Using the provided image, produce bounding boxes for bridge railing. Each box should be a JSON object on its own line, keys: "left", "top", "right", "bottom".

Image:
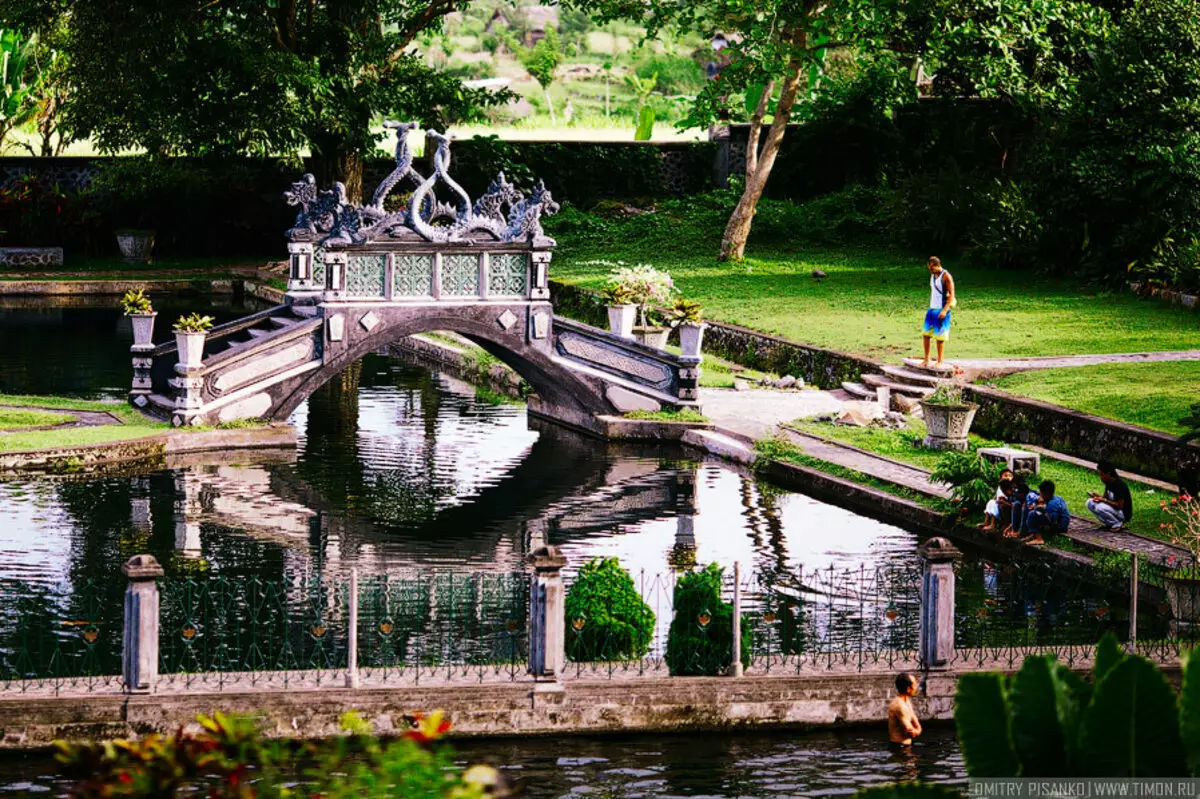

{"left": 291, "top": 244, "right": 552, "bottom": 304}
{"left": 552, "top": 316, "right": 700, "bottom": 405}
{"left": 2, "top": 544, "right": 1184, "bottom": 695}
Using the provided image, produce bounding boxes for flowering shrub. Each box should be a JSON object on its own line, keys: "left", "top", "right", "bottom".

{"left": 1162, "top": 493, "right": 1200, "bottom": 574}
{"left": 606, "top": 264, "right": 675, "bottom": 328}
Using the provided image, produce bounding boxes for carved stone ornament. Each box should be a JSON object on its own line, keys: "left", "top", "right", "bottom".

{"left": 284, "top": 123, "right": 560, "bottom": 249}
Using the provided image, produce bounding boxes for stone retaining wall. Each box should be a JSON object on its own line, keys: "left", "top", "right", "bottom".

{"left": 0, "top": 672, "right": 958, "bottom": 749}
{"left": 549, "top": 281, "right": 878, "bottom": 389}
{"left": 965, "top": 384, "right": 1200, "bottom": 486}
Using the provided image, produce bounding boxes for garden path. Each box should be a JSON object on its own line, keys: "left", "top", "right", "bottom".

{"left": 955, "top": 349, "right": 1200, "bottom": 380}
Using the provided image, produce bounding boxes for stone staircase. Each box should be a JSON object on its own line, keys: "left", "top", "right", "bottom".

{"left": 139, "top": 304, "right": 322, "bottom": 422}
{"left": 841, "top": 358, "right": 955, "bottom": 407}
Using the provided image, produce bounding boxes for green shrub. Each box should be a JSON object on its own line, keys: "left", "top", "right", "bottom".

{"left": 564, "top": 557, "right": 655, "bottom": 661}
{"left": 665, "top": 563, "right": 750, "bottom": 676}
{"left": 929, "top": 450, "right": 1006, "bottom": 513}
{"left": 633, "top": 52, "right": 705, "bottom": 96}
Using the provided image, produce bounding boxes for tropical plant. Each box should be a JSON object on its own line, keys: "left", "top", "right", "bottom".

{"left": 0, "top": 28, "right": 36, "bottom": 153}
{"left": 564, "top": 557, "right": 656, "bottom": 661}
{"left": 923, "top": 383, "right": 965, "bottom": 406}
{"left": 120, "top": 289, "right": 153, "bottom": 316}
{"left": 173, "top": 313, "right": 215, "bottom": 333}
{"left": 522, "top": 27, "right": 564, "bottom": 123}
{"left": 665, "top": 563, "right": 750, "bottom": 676}
{"left": 53, "top": 709, "right": 502, "bottom": 797}
{"left": 599, "top": 281, "right": 634, "bottom": 306}
{"left": 1162, "top": 493, "right": 1200, "bottom": 576}
{"left": 664, "top": 298, "right": 703, "bottom": 327}
{"left": 624, "top": 71, "right": 657, "bottom": 141}
{"left": 607, "top": 264, "right": 675, "bottom": 329}
{"left": 954, "top": 634, "right": 1199, "bottom": 777}
{"left": 929, "top": 450, "right": 1005, "bottom": 513}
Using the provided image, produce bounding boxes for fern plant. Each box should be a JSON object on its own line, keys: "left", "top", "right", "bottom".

{"left": 929, "top": 450, "right": 1004, "bottom": 513}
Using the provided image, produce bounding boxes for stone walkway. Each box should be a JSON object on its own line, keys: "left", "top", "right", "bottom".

{"left": 955, "top": 349, "right": 1200, "bottom": 379}
{"left": 778, "top": 427, "right": 1189, "bottom": 567}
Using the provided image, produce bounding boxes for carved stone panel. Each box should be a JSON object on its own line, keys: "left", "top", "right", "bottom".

{"left": 488, "top": 253, "right": 528, "bottom": 296}
{"left": 393, "top": 254, "right": 434, "bottom": 297}
{"left": 346, "top": 254, "right": 386, "bottom": 297}
{"left": 212, "top": 340, "right": 314, "bottom": 394}
{"left": 441, "top": 254, "right": 480, "bottom": 296}
{"left": 556, "top": 331, "right": 672, "bottom": 388}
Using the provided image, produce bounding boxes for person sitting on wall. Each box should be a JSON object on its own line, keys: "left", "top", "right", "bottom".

{"left": 1004, "top": 471, "right": 1034, "bottom": 537}
{"left": 1021, "top": 480, "right": 1070, "bottom": 546}
{"left": 1087, "top": 459, "right": 1133, "bottom": 532}
{"left": 981, "top": 477, "right": 1016, "bottom": 535}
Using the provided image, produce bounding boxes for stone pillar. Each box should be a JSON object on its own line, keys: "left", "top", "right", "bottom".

{"left": 323, "top": 250, "right": 348, "bottom": 303}
{"left": 530, "top": 251, "right": 552, "bottom": 300}
{"left": 170, "top": 362, "right": 205, "bottom": 427}
{"left": 287, "top": 241, "right": 322, "bottom": 304}
{"left": 528, "top": 545, "right": 567, "bottom": 682}
{"left": 918, "top": 537, "right": 962, "bottom": 671}
{"left": 122, "top": 554, "right": 164, "bottom": 694}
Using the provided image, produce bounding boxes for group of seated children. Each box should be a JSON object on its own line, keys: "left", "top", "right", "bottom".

{"left": 979, "top": 468, "right": 1070, "bottom": 546}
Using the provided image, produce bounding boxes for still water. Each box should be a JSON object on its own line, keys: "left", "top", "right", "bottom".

{"left": 0, "top": 299, "right": 965, "bottom": 796}
{"left": 0, "top": 727, "right": 966, "bottom": 797}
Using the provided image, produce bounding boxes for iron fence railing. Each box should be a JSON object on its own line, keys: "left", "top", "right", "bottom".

{"left": 0, "top": 578, "right": 124, "bottom": 695}
{"left": 4, "top": 554, "right": 1197, "bottom": 693}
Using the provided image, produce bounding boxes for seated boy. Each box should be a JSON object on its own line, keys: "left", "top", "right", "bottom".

{"left": 1022, "top": 480, "right": 1070, "bottom": 546}
{"left": 888, "top": 673, "right": 923, "bottom": 746}
{"left": 981, "top": 478, "right": 1016, "bottom": 534}
{"left": 1087, "top": 460, "right": 1133, "bottom": 532}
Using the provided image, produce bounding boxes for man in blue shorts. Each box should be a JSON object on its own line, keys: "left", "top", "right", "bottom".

{"left": 921, "top": 256, "right": 956, "bottom": 368}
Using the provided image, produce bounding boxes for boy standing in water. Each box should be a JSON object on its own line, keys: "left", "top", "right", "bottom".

{"left": 921, "top": 256, "right": 956, "bottom": 368}
{"left": 888, "top": 673, "right": 923, "bottom": 745}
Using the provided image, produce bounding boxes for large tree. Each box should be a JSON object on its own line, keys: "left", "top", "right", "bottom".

{"left": 0, "top": 0, "right": 510, "bottom": 201}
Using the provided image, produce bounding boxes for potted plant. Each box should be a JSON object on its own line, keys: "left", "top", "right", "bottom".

{"left": 601, "top": 282, "right": 637, "bottom": 340}
{"left": 90, "top": 157, "right": 209, "bottom": 264}
{"left": 665, "top": 298, "right": 704, "bottom": 359}
{"left": 918, "top": 383, "right": 979, "bottom": 451}
{"left": 173, "top": 313, "right": 215, "bottom": 370}
{"left": 1161, "top": 493, "right": 1200, "bottom": 626}
{"left": 121, "top": 289, "right": 157, "bottom": 347}
{"left": 608, "top": 264, "right": 675, "bottom": 349}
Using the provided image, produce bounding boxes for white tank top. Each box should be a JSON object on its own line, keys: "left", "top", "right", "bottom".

{"left": 930, "top": 271, "right": 950, "bottom": 310}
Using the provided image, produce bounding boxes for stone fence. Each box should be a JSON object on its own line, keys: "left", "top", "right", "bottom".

{"left": 965, "top": 384, "right": 1200, "bottom": 487}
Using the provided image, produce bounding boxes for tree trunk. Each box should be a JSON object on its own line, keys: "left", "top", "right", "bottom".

{"left": 744, "top": 78, "right": 775, "bottom": 178}
{"left": 313, "top": 147, "right": 364, "bottom": 206}
{"left": 719, "top": 56, "right": 806, "bottom": 262}
{"left": 543, "top": 85, "right": 556, "bottom": 123}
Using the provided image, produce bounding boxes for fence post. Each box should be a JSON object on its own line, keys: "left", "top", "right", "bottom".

{"left": 918, "top": 537, "right": 962, "bottom": 671}
{"left": 730, "top": 560, "right": 744, "bottom": 677}
{"left": 346, "top": 568, "right": 360, "bottom": 688}
{"left": 1129, "top": 552, "right": 1139, "bottom": 654}
{"left": 528, "top": 545, "right": 567, "bottom": 683}
{"left": 122, "top": 554, "right": 164, "bottom": 694}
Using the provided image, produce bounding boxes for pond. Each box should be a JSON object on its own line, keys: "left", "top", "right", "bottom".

{"left": 0, "top": 726, "right": 967, "bottom": 796}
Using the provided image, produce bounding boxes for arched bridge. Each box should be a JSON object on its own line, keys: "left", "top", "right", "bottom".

{"left": 130, "top": 126, "right": 701, "bottom": 436}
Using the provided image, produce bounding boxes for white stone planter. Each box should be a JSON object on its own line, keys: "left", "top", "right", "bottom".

{"left": 919, "top": 401, "right": 979, "bottom": 451}
{"left": 175, "top": 330, "right": 207, "bottom": 370}
{"left": 129, "top": 312, "right": 157, "bottom": 347}
{"left": 678, "top": 322, "right": 705, "bottom": 359}
{"left": 1165, "top": 573, "right": 1200, "bottom": 624}
{"left": 115, "top": 230, "right": 155, "bottom": 264}
{"left": 607, "top": 304, "right": 637, "bottom": 340}
{"left": 633, "top": 326, "right": 670, "bottom": 350}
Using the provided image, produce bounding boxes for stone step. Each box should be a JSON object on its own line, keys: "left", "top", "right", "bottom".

{"left": 134, "top": 393, "right": 176, "bottom": 421}
{"left": 880, "top": 365, "right": 945, "bottom": 388}
{"left": 291, "top": 305, "right": 319, "bottom": 318}
{"left": 268, "top": 316, "right": 294, "bottom": 328}
{"left": 902, "top": 357, "right": 956, "bottom": 377}
{"left": 246, "top": 328, "right": 269, "bottom": 338}
{"left": 840, "top": 381, "right": 876, "bottom": 400}
{"left": 861, "top": 373, "right": 935, "bottom": 398}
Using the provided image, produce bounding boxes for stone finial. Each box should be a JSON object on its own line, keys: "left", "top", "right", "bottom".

{"left": 530, "top": 545, "right": 567, "bottom": 572}
{"left": 917, "top": 537, "right": 962, "bottom": 564}
{"left": 122, "top": 554, "right": 165, "bottom": 581}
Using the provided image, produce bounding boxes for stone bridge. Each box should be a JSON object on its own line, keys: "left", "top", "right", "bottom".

{"left": 131, "top": 126, "right": 700, "bottom": 436}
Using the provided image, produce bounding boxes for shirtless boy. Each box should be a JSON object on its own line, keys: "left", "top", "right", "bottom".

{"left": 888, "top": 673, "right": 923, "bottom": 745}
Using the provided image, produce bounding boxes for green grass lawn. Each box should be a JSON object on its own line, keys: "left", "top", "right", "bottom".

{"left": 987, "top": 362, "right": 1200, "bottom": 436}
{"left": 0, "top": 408, "right": 75, "bottom": 430}
{"left": 0, "top": 394, "right": 169, "bottom": 453}
{"left": 547, "top": 201, "right": 1200, "bottom": 361}
{"left": 787, "top": 417, "right": 1172, "bottom": 540}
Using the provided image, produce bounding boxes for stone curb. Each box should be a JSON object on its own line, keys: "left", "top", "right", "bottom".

{"left": 594, "top": 415, "right": 713, "bottom": 440}
{"left": 0, "top": 278, "right": 246, "bottom": 295}
{"left": 0, "top": 424, "right": 296, "bottom": 474}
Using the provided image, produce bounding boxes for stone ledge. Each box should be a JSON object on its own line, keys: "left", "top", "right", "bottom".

{"left": 0, "top": 278, "right": 242, "bottom": 296}
{"left": 0, "top": 424, "right": 296, "bottom": 474}
{"left": 595, "top": 415, "right": 713, "bottom": 440}
{"left": 0, "top": 246, "right": 64, "bottom": 267}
